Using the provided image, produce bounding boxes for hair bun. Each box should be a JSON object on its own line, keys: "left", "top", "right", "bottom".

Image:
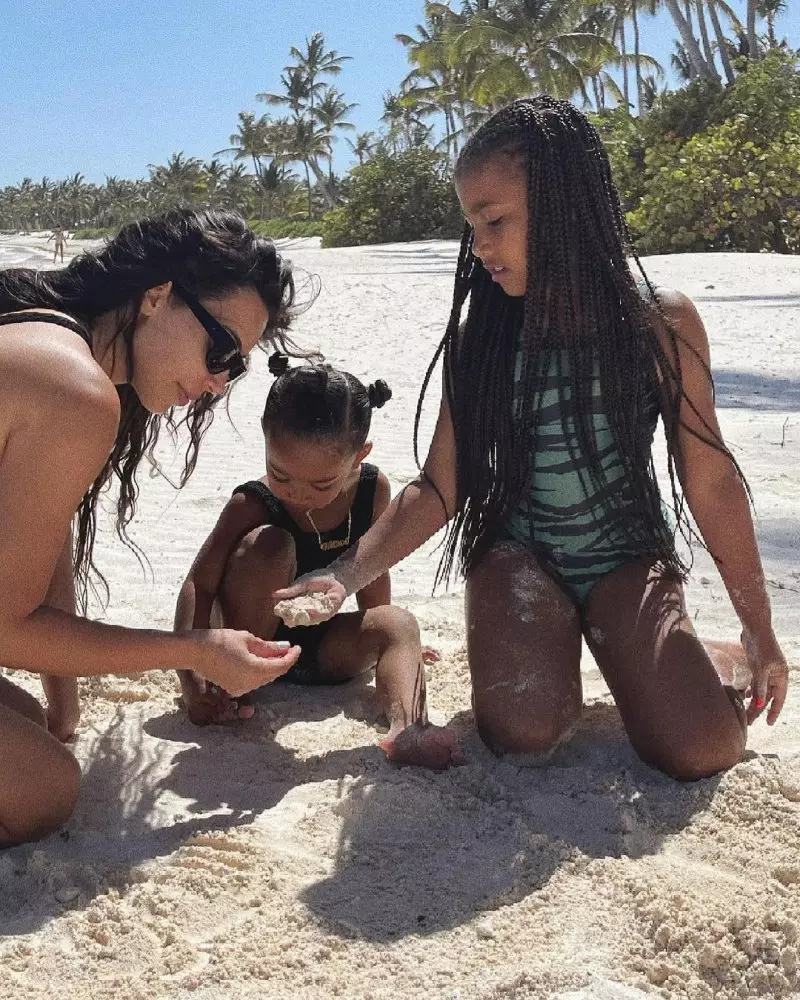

{"left": 268, "top": 351, "right": 290, "bottom": 376}
{"left": 368, "top": 379, "right": 392, "bottom": 409}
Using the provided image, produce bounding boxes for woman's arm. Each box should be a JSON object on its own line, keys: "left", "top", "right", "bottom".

{"left": 0, "top": 351, "right": 298, "bottom": 694}
{"left": 658, "top": 289, "right": 788, "bottom": 723}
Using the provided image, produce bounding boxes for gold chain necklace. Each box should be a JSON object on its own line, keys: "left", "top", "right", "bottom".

{"left": 306, "top": 507, "right": 352, "bottom": 551}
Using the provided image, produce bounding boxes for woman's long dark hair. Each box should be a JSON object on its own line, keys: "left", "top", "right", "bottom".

{"left": 0, "top": 208, "right": 300, "bottom": 609}
{"left": 414, "top": 96, "right": 746, "bottom": 586}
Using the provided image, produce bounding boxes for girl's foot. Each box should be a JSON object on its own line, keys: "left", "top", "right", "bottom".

{"left": 182, "top": 681, "right": 255, "bottom": 726}
{"left": 379, "top": 722, "right": 463, "bottom": 771}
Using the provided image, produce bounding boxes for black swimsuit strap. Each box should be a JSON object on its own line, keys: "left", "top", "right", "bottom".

{"left": 0, "top": 310, "right": 92, "bottom": 346}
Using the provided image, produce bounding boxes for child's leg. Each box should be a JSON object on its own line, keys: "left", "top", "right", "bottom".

{"left": 315, "top": 607, "right": 460, "bottom": 770}
{"left": 0, "top": 679, "right": 81, "bottom": 846}
{"left": 466, "top": 541, "right": 583, "bottom": 756}
{"left": 220, "top": 525, "right": 295, "bottom": 637}
{"left": 180, "top": 526, "right": 296, "bottom": 725}
{"left": 583, "top": 559, "right": 747, "bottom": 780}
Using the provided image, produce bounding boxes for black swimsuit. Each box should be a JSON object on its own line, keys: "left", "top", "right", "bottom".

{"left": 0, "top": 310, "right": 92, "bottom": 345}
{"left": 232, "top": 463, "right": 379, "bottom": 684}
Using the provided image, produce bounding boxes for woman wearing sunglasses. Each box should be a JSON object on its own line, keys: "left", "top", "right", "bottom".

{"left": 0, "top": 208, "right": 304, "bottom": 846}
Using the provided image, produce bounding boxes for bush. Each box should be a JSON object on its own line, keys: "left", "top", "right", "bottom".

{"left": 72, "top": 227, "right": 116, "bottom": 240}
{"left": 320, "top": 147, "right": 462, "bottom": 247}
{"left": 594, "top": 49, "right": 800, "bottom": 254}
{"left": 247, "top": 218, "right": 324, "bottom": 239}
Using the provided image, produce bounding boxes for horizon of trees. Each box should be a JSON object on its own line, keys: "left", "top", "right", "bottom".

{"left": 0, "top": 0, "right": 792, "bottom": 232}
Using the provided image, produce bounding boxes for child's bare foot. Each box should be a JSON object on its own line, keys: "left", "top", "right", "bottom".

{"left": 182, "top": 678, "right": 255, "bottom": 726}
{"left": 379, "top": 722, "right": 462, "bottom": 771}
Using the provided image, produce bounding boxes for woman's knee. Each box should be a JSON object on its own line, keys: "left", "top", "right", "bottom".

{"left": 2, "top": 745, "right": 81, "bottom": 846}
{"left": 0, "top": 682, "right": 48, "bottom": 729}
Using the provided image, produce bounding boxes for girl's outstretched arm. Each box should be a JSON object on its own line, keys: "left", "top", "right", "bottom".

{"left": 657, "top": 289, "right": 789, "bottom": 725}
{"left": 275, "top": 390, "right": 458, "bottom": 619}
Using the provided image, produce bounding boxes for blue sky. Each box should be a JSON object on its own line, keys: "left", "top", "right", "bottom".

{"left": 0, "top": 0, "right": 797, "bottom": 187}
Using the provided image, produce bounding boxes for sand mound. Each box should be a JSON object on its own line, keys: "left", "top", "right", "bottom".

{"left": 1, "top": 244, "right": 798, "bottom": 1000}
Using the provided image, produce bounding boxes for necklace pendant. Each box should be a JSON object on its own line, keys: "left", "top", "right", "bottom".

{"left": 319, "top": 538, "right": 349, "bottom": 551}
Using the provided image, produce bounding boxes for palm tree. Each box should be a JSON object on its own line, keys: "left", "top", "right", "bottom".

{"left": 285, "top": 32, "right": 352, "bottom": 114}
{"left": 216, "top": 111, "right": 273, "bottom": 185}
{"left": 429, "top": 0, "right": 621, "bottom": 107}
{"left": 346, "top": 131, "right": 377, "bottom": 166}
{"left": 662, "top": 0, "right": 718, "bottom": 78}
{"left": 222, "top": 163, "right": 255, "bottom": 216}
{"left": 757, "top": 0, "right": 786, "bottom": 49}
{"left": 257, "top": 67, "right": 312, "bottom": 117}
{"left": 746, "top": 0, "right": 759, "bottom": 59}
{"left": 313, "top": 86, "right": 357, "bottom": 183}
{"left": 147, "top": 153, "right": 205, "bottom": 210}
{"left": 270, "top": 116, "right": 335, "bottom": 217}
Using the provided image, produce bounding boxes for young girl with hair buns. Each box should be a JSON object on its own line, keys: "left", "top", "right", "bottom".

{"left": 175, "top": 353, "right": 460, "bottom": 771}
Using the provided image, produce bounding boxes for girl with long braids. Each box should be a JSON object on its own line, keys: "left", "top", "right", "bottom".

{"left": 0, "top": 209, "right": 304, "bottom": 845}
{"left": 174, "top": 354, "right": 459, "bottom": 771}
{"left": 276, "top": 97, "right": 789, "bottom": 780}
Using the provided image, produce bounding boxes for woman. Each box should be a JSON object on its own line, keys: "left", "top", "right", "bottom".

{"left": 0, "top": 208, "right": 303, "bottom": 846}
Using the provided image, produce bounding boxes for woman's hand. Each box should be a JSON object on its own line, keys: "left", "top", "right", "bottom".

{"left": 742, "top": 628, "right": 789, "bottom": 725}
{"left": 192, "top": 629, "right": 300, "bottom": 698}
{"left": 273, "top": 573, "right": 347, "bottom": 625}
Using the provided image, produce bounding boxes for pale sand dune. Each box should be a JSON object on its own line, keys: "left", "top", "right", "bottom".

{"left": 1, "top": 238, "right": 799, "bottom": 1000}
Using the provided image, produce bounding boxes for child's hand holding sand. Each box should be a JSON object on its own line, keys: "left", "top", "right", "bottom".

{"left": 273, "top": 575, "right": 346, "bottom": 624}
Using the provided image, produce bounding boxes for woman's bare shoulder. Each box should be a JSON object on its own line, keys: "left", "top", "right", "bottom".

{"left": 0, "top": 319, "right": 120, "bottom": 434}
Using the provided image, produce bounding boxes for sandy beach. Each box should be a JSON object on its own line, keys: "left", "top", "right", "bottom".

{"left": 1, "top": 233, "right": 798, "bottom": 1000}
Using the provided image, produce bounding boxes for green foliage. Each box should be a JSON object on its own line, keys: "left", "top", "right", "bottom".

{"left": 596, "top": 50, "right": 800, "bottom": 254}
{"left": 320, "top": 146, "right": 462, "bottom": 247}
{"left": 72, "top": 227, "right": 116, "bottom": 240}
{"left": 247, "top": 218, "right": 325, "bottom": 239}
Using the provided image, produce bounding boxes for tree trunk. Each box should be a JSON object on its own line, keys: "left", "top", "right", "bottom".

{"left": 747, "top": 0, "right": 759, "bottom": 60}
{"left": 307, "top": 157, "right": 336, "bottom": 209}
{"left": 663, "top": 0, "right": 716, "bottom": 79}
{"left": 632, "top": 1, "right": 643, "bottom": 113}
{"left": 304, "top": 162, "right": 312, "bottom": 219}
{"left": 591, "top": 74, "right": 602, "bottom": 111}
{"left": 619, "top": 21, "right": 629, "bottom": 110}
{"left": 695, "top": 2, "right": 719, "bottom": 81}
{"left": 708, "top": 1, "right": 736, "bottom": 85}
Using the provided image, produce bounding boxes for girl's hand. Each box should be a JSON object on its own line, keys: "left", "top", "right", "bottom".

{"left": 422, "top": 645, "right": 440, "bottom": 665}
{"left": 192, "top": 629, "right": 300, "bottom": 698}
{"left": 742, "top": 628, "right": 789, "bottom": 726}
{"left": 273, "top": 573, "right": 347, "bottom": 625}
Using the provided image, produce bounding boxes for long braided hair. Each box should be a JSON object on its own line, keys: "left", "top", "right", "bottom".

{"left": 414, "top": 96, "right": 744, "bottom": 586}
{"left": 0, "top": 208, "right": 299, "bottom": 609}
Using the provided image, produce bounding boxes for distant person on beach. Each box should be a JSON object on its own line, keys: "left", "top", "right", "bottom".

{"left": 47, "top": 227, "right": 67, "bottom": 263}
{"left": 175, "top": 353, "right": 459, "bottom": 771}
{"left": 0, "top": 208, "right": 304, "bottom": 846}
{"left": 276, "top": 97, "right": 789, "bottom": 781}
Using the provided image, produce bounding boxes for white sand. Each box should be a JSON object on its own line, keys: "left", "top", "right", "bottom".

{"left": 1, "top": 234, "right": 799, "bottom": 1000}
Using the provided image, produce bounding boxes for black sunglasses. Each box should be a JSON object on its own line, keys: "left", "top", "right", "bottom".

{"left": 172, "top": 284, "right": 248, "bottom": 383}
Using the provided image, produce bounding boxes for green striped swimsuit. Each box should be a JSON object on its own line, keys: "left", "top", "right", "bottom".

{"left": 503, "top": 345, "right": 663, "bottom": 606}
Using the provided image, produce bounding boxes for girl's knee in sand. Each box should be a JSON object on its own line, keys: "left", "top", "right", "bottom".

{"left": 641, "top": 719, "right": 745, "bottom": 781}
{"left": 475, "top": 706, "right": 580, "bottom": 758}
